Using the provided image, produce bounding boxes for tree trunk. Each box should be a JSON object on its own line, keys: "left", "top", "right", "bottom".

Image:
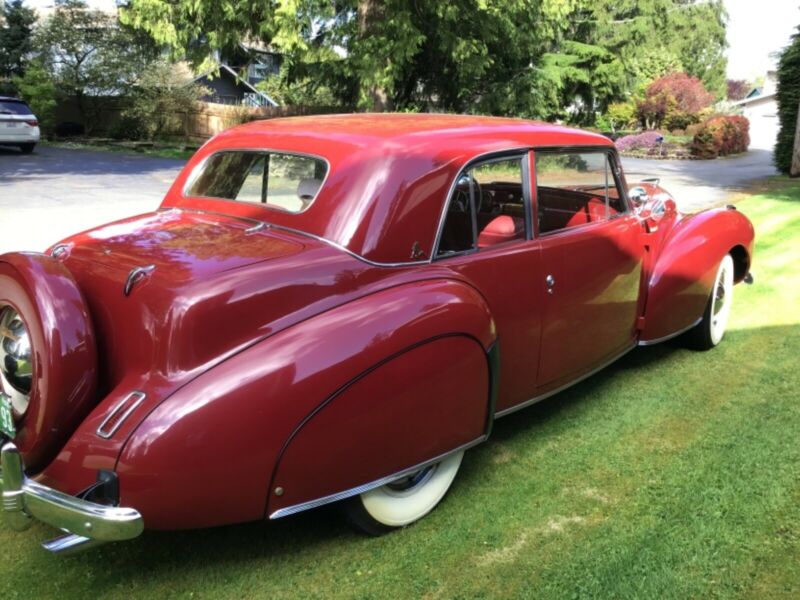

{"left": 791, "top": 100, "right": 800, "bottom": 177}
{"left": 358, "top": 0, "right": 390, "bottom": 112}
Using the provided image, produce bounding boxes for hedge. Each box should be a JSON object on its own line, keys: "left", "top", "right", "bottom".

{"left": 690, "top": 115, "right": 750, "bottom": 159}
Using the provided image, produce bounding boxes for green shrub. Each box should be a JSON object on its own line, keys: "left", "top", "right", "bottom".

{"left": 12, "top": 60, "right": 56, "bottom": 134}
{"left": 690, "top": 115, "right": 749, "bottom": 159}
{"left": 124, "top": 60, "right": 209, "bottom": 140}
{"left": 108, "top": 115, "right": 146, "bottom": 140}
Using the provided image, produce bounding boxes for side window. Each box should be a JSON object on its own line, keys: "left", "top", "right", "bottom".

{"left": 535, "top": 151, "right": 625, "bottom": 235}
{"left": 436, "top": 156, "right": 527, "bottom": 258}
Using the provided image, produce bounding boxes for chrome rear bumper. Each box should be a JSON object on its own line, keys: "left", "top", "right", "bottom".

{"left": 0, "top": 442, "right": 144, "bottom": 553}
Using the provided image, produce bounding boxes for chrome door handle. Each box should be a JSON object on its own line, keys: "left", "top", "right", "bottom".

{"left": 545, "top": 274, "right": 555, "bottom": 294}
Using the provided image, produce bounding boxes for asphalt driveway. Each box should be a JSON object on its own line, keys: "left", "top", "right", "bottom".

{"left": 622, "top": 148, "right": 777, "bottom": 212}
{"left": 0, "top": 144, "right": 778, "bottom": 255}
{"left": 0, "top": 145, "right": 182, "bottom": 254}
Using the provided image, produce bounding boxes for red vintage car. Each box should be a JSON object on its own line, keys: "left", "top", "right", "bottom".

{"left": 0, "top": 114, "right": 754, "bottom": 553}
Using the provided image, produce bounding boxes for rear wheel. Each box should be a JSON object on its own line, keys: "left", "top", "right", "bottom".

{"left": 345, "top": 450, "right": 464, "bottom": 536}
{"left": 688, "top": 254, "right": 734, "bottom": 350}
{"left": 18, "top": 143, "right": 35, "bottom": 154}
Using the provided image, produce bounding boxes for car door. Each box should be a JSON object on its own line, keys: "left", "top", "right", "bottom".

{"left": 433, "top": 152, "right": 545, "bottom": 413}
{"left": 533, "top": 148, "right": 643, "bottom": 392}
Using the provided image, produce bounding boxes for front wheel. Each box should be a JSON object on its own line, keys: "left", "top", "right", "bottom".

{"left": 344, "top": 450, "right": 464, "bottom": 536}
{"left": 688, "top": 254, "right": 734, "bottom": 350}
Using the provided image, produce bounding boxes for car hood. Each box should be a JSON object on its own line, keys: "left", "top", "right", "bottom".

{"left": 54, "top": 209, "right": 382, "bottom": 391}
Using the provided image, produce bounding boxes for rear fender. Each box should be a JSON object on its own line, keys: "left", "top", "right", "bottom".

{"left": 641, "top": 208, "right": 754, "bottom": 343}
{"left": 115, "top": 279, "right": 496, "bottom": 530}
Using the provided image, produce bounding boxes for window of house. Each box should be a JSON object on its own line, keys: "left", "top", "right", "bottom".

{"left": 436, "top": 155, "right": 528, "bottom": 257}
{"left": 186, "top": 151, "right": 328, "bottom": 213}
{"left": 535, "top": 151, "right": 626, "bottom": 235}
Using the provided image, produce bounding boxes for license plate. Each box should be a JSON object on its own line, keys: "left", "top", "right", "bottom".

{"left": 0, "top": 394, "right": 15, "bottom": 439}
{"left": 5, "top": 122, "right": 18, "bottom": 128}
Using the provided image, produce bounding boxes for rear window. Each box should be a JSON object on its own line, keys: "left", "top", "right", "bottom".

{"left": 0, "top": 100, "right": 32, "bottom": 115}
{"left": 186, "top": 150, "right": 328, "bottom": 213}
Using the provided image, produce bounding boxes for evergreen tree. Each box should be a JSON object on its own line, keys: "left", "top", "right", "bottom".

{"left": 775, "top": 26, "right": 800, "bottom": 174}
{"left": 0, "top": 0, "right": 37, "bottom": 79}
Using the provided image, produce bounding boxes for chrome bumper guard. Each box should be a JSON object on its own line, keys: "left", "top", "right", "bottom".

{"left": 0, "top": 442, "right": 144, "bottom": 554}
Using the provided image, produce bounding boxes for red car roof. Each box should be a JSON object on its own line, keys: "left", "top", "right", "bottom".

{"left": 166, "top": 113, "right": 613, "bottom": 265}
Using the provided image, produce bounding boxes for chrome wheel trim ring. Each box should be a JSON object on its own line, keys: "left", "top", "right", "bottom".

{"left": 0, "top": 304, "right": 33, "bottom": 417}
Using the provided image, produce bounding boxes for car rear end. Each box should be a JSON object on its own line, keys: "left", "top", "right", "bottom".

{"left": 0, "top": 97, "right": 40, "bottom": 153}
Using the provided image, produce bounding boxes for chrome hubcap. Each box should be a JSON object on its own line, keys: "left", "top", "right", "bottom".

{"left": 0, "top": 306, "right": 32, "bottom": 417}
{"left": 386, "top": 464, "right": 437, "bottom": 494}
{"left": 713, "top": 271, "right": 727, "bottom": 318}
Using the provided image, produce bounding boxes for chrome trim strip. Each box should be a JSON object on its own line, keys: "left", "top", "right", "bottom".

{"left": 245, "top": 221, "right": 267, "bottom": 234}
{"left": 96, "top": 391, "right": 146, "bottom": 439}
{"left": 638, "top": 317, "right": 702, "bottom": 346}
{"left": 495, "top": 343, "right": 637, "bottom": 419}
{"left": 268, "top": 436, "right": 487, "bottom": 520}
{"left": 161, "top": 207, "right": 428, "bottom": 268}
{"left": 0, "top": 443, "right": 143, "bottom": 551}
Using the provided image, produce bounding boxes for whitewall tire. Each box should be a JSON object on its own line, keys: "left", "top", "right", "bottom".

{"left": 345, "top": 451, "right": 464, "bottom": 535}
{"left": 690, "top": 254, "right": 735, "bottom": 350}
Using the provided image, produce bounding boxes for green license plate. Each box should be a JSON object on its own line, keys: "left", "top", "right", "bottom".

{"left": 0, "top": 394, "right": 15, "bottom": 439}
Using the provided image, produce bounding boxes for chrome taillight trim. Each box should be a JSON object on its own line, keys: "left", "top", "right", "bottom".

{"left": 96, "top": 391, "right": 146, "bottom": 439}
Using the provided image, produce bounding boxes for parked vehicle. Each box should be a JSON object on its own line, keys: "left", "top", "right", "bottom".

{"left": 0, "top": 114, "right": 754, "bottom": 553}
{"left": 0, "top": 97, "right": 40, "bottom": 154}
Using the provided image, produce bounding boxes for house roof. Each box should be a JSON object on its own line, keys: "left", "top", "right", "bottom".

{"left": 732, "top": 91, "right": 776, "bottom": 107}
{"left": 193, "top": 63, "right": 278, "bottom": 107}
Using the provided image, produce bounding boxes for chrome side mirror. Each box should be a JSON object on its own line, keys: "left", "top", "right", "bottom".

{"left": 629, "top": 186, "right": 649, "bottom": 207}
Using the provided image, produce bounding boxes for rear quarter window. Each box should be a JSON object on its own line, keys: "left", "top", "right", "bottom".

{"left": 185, "top": 150, "right": 329, "bottom": 214}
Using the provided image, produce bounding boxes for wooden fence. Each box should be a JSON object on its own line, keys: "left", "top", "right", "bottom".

{"left": 53, "top": 98, "right": 347, "bottom": 140}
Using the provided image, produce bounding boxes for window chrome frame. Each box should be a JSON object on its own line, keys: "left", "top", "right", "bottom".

{"left": 432, "top": 149, "right": 533, "bottom": 261}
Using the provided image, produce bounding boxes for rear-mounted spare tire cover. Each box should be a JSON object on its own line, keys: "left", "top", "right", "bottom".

{"left": 0, "top": 252, "right": 97, "bottom": 471}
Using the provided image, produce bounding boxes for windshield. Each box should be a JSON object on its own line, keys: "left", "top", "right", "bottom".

{"left": 186, "top": 150, "right": 329, "bottom": 214}
{"left": 0, "top": 101, "right": 32, "bottom": 115}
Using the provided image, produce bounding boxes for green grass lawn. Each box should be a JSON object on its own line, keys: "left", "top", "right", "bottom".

{"left": 2, "top": 178, "right": 800, "bottom": 599}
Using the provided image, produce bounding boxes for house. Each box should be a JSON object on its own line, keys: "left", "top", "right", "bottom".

{"left": 733, "top": 71, "right": 778, "bottom": 150}
{"left": 194, "top": 45, "right": 281, "bottom": 108}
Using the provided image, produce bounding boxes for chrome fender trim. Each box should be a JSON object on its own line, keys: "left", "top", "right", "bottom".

{"left": 268, "top": 436, "right": 486, "bottom": 520}
{"left": 638, "top": 316, "right": 702, "bottom": 347}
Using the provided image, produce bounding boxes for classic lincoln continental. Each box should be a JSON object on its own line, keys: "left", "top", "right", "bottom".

{"left": 0, "top": 114, "right": 754, "bottom": 553}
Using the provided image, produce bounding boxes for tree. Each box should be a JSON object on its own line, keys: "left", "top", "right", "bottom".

{"left": 124, "top": 60, "right": 210, "bottom": 139}
{"left": 0, "top": 0, "right": 36, "bottom": 80}
{"left": 13, "top": 60, "right": 57, "bottom": 134}
{"left": 120, "top": 0, "right": 728, "bottom": 120}
{"left": 637, "top": 72, "right": 714, "bottom": 130}
{"left": 34, "top": 0, "right": 157, "bottom": 131}
{"left": 775, "top": 26, "right": 800, "bottom": 175}
{"left": 726, "top": 79, "right": 749, "bottom": 101}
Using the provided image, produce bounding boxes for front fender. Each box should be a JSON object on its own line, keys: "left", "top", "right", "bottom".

{"left": 641, "top": 208, "right": 754, "bottom": 343}
{"left": 115, "top": 279, "right": 496, "bottom": 530}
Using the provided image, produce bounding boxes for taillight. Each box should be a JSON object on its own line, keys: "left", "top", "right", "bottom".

{"left": 24, "top": 119, "right": 38, "bottom": 127}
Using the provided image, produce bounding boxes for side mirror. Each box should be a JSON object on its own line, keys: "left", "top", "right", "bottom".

{"left": 629, "top": 186, "right": 649, "bottom": 207}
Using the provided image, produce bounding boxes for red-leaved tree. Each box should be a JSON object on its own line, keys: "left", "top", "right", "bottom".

{"left": 637, "top": 72, "right": 715, "bottom": 130}
{"left": 726, "top": 79, "right": 750, "bottom": 101}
